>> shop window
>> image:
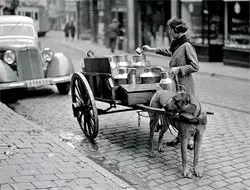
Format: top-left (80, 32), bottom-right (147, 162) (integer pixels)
top-left (140, 0), bottom-right (170, 47)
top-left (181, 1), bottom-right (206, 44)
top-left (226, 1), bottom-right (250, 49)
top-left (181, 0), bottom-right (224, 46)
top-left (207, 1), bottom-right (224, 45)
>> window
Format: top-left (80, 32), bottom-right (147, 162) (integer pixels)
top-left (181, 1), bottom-right (205, 44)
top-left (226, 1), bottom-right (250, 49)
top-left (181, 0), bottom-right (224, 45)
top-left (207, 1), bottom-right (224, 45)
top-left (0, 24), bottom-right (35, 37)
top-left (35, 12), bottom-right (38, 20)
top-left (25, 12), bottom-right (32, 18)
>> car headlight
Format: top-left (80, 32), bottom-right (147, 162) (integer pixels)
top-left (42, 48), bottom-right (54, 62)
top-left (4, 50), bottom-right (15, 65)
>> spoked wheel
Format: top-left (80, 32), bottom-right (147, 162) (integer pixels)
top-left (71, 72), bottom-right (99, 139)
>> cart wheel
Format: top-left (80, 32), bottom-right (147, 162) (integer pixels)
top-left (71, 72), bottom-right (99, 139)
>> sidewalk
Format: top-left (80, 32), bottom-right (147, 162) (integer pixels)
top-left (50, 31), bottom-right (250, 82)
top-left (0, 102), bottom-right (135, 190)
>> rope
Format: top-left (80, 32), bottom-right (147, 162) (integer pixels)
top-left (136, 111), bottom-right (178, 138)
top-left (136, 111), bottom-right (149, 127)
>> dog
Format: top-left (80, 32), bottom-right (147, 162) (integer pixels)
top-left (148, 90), bottom-right (207, 178)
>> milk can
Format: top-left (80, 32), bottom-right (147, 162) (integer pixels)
top-left (127, 68), bottom-right (137, 84)
top-left (140, 67), bottom-right (161, 84)
top-left (106, 55), bottom-right (130, 77)
top-left (130, 54), bottom-right (150, 67)
top-left (159, 71), bottom-right (177, 92)
top-left (130, 55), bottom-right (151, 83)
top-left (109, 55), bottom-right (130, 67)
top-left (114, 67), bottom-right (128, 86)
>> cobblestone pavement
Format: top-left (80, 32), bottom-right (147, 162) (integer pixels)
top-left (7, 90), bottom-right (250, 190)
top-left (0, 102), bottom-right (135, 190)
top-left (4, 31), bottom-right (250, 190)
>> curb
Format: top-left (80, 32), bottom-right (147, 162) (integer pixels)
top-left (196, 71), bottom-right (250, 83)
top-left (61, 40), bottom-right (250, 83)
top-left (145, 53), bottom-right (250, 83)
top-left (0, 102), bottom-right (135, 190)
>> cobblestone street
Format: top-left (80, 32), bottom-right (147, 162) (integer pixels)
top-left (6, 90), bottom-right (250, 190)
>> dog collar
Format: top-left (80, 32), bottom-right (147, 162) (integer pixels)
top-left (176, 97), bottom-right (203, 125)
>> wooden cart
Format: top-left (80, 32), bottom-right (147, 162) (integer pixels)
top-left (71, 56), bottom-right (165, 139)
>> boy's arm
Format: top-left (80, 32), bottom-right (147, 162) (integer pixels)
top-left (143, 45), bottom-right (172, 57)
top-left (155, 47), bottom-right (172, 57)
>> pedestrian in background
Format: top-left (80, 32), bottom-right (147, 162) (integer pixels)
top-left (143, 17), bottom-right (199, 150)
top-left (64, 21), bottom-right (76, 41)
top-left (63, 22), bottom-right (70, 41)
top-left (108, 18), bottom-right (119, 53)
top-left (118, 24), bottom-right (125, 50)
top-left (69, 21), bottom-right (76, 41)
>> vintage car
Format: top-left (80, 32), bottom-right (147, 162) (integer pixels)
top-left (0, 15), bottom-right (74, 98)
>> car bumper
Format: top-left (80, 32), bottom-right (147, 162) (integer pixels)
top-left (0, 75), bottom-right (71, 91)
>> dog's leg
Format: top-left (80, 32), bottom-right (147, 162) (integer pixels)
top-left (157, 115), bottom-right (169, 153)
top-left (180, 124), bottom-right (193, 178)
top-left (193, 126), bottom-right (205, 177)
top-left (148, 113), bottom-right (159, 157)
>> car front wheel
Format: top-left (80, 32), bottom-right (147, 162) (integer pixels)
top-left (57, 82), bottom-right (70, 95)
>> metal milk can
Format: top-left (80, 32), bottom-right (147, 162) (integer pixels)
top-left (118, 55), bottom-right (130, 67)
top-left (127, 68), bottom-right (137, 84)
top-left (110, 55), bottom-right (130, 67)
top-left (140, 67), bottom-right (161, 84)
top-left (105, 55), bottom-right (128, 77)
top-left (114, 67), bottom-right (128, 86)
top-left (130, 54), bottom-right (150, 67)
top-left (130, 55), bottom-right (151, 83)
top-left (159, 71), bottom-right (177, 92)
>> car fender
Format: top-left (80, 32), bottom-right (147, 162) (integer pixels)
top-left (45, 52), bottom-right (74, 78)
top-left (0, 60), bottom-right (19, 82)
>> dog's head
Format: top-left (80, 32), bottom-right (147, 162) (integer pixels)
top-left (164, 92), bottom-right (197, 115)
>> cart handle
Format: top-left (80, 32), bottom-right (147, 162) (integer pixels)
top-left (136, 104), bottom-right (165, 114)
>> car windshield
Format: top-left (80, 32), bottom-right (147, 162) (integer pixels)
top-left (0, 24), bottom-right (35, 37)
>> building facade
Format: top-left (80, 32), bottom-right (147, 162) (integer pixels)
top-left (122, 0), bottom-right (249, 67)
top-left (1, 0), bottom-right (248, 67)
top-left (180, 0), bottom-right (250, 67)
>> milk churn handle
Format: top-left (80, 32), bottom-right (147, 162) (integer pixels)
top-left (174, 74), bottom-right (180, 92)
top-left (175, 74), bottom-right (187, 92)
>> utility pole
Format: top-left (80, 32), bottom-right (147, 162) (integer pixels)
top-left (76, 0), bottom-right (80, 39)
top-left (90, 0), bottom-right (98, 43)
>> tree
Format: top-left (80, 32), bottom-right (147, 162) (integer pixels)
top-left (3, 0), bottom-right (19, 15)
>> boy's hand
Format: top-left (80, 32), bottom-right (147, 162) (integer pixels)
top-left (170, 67), bottom-right (180, 75)
top-left (142, 45), bottom-right (151, 51)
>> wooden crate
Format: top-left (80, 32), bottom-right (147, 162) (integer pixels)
top-left (117, 83), bottom-right (160, 106)
top-left (83, 57), bottom-right (111, 73)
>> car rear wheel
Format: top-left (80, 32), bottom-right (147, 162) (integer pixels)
top-left (57, 82), bottom-right (70, 95)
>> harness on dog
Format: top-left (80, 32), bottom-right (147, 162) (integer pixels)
top-left (171, 97), bottom-right (206, 125)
